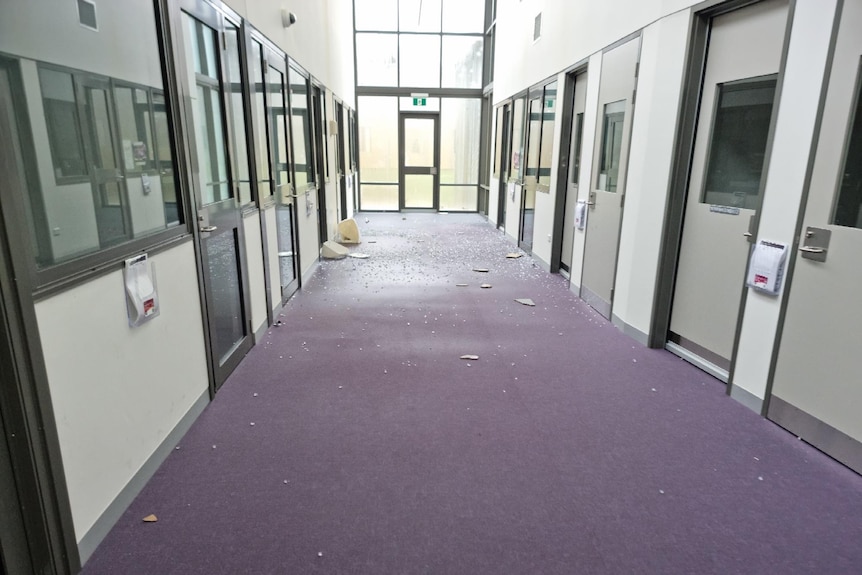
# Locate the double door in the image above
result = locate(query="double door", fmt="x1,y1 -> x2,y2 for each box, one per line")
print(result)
399,113 -> 440,210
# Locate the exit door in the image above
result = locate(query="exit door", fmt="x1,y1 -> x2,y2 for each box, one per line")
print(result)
580,37 -> 640,319
667,0 -> 788,379
769,0 -> 862,474
400,113 -> 440,210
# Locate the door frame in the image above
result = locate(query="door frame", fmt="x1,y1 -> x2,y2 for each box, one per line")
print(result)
398,112 -> 441,211
649,0 -> 795,396
495,102 -> 511,229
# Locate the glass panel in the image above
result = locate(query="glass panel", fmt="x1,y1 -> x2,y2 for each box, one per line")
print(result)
400,34 -> 441,88
289,66 -> 313,188
355,0 -> 398,30
442,0 -> 485,33
404,174 -> 434,207
493,106 -> 504,178
360,184 -> 399,210
356,33 -> 398,87
38,68 -> 87,179
440,185 -> 477,211
511,97 -> 525,181
441,36 -> 483,89
702,79 -> 776,209
358,96 -> 398,183
277,204 -> 297,287
153,92 -> 179,225
404,117 -> 435,166
597,100 -> 625,193
268,65 -> 290,190
399,96 -> 441,112
539,82 -> 557,186
86,86 -> 128,246
224,25 -> 252,206
570,112 -> 583,185
114,86 -> 154,174
251,42 -> 272,201
399,0 -> 442,32
833,71 -> 862,228
440,98 -> 480,184
185,14 -> 230,205
204,230 -> 245,365
525,96 -> 541,181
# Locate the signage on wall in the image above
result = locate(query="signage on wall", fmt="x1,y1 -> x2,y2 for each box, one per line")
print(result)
410,92 -> 428,107
709,205 -> 740,216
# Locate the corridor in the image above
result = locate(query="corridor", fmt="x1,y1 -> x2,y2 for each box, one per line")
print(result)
81,214 -> 862,574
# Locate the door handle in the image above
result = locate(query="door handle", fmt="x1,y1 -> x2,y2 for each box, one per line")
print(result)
200,226 -> 217,233
743,232 -> 753,238
798,246 -> 824,254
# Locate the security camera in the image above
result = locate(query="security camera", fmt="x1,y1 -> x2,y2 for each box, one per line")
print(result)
281,9 -> 297,28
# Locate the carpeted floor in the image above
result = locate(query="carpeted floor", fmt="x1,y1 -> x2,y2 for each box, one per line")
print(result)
81,213 -> 862,574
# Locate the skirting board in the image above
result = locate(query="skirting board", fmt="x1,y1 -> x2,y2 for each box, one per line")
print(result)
77,388 -> 210,565
768,396 -> 862,475
301,257 -> 320,287
611,314 -> 649,347
729,384 -> 763,414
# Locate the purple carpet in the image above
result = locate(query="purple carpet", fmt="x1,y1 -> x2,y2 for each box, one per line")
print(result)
81,213 -> 862,574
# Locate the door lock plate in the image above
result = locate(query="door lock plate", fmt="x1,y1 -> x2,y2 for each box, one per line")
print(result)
799,226 -> 830,262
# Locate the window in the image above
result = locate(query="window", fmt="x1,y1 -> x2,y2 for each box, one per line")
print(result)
702,77 -> 776,209
442,0 -> 485,33
833,65 -> 862,228
399,34 -> 441,88
399,0 -> 442,32
538,81 -> 557,187
289,65 -> 314,188
441,36 -> 483,89
525,96 -> 542,181
511,97 -> 525,182
355,0 -> 398,31
597,100 -> 625,192
570,113 -> 584,185
493,106 -> 504,178
224,24 -> 252,207
440,98 -> 481,210
39,67 -> 87,181
356,34 -> 398,87
250,40 -> 273,202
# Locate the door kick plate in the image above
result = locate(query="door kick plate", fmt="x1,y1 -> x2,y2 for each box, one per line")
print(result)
799,226 -> 830,262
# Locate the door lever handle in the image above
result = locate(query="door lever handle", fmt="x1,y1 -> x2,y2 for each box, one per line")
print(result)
200,225 -> 218,233
798,246 -> 824,254
743,232 -> 753,237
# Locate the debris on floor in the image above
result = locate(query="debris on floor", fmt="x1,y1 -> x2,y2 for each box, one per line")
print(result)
142,514 -> 158,523
336,218 -> 361,244
515,298 -> 536,306
473,267 -> 489,272
455,283 -> 468,287
321,241 -> 349,260
347,252 -> 369,259
506,252 -> 522,259
481,284 -> 492,289
460,354 -> 479,360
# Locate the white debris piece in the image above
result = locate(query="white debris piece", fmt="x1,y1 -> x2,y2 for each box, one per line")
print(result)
321,241 -> 349,260
514,298 -> 536,306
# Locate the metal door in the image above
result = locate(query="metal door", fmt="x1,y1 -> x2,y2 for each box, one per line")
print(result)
769,0 -> 862,474
400,113 -> 440,210
79,77 -> 130,248
560,71 -> 588,273
668,0 -> 788,378
179,6 -> 252,387
580,37 -> 640,319
520,93 -> 542,251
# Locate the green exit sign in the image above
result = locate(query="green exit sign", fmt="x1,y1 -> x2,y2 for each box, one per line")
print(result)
412,97 -> 427,106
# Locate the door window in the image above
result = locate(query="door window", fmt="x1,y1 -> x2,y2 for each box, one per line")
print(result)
597,100 -> 625,192
832,64 -> 862,228
702,77 -> 777,209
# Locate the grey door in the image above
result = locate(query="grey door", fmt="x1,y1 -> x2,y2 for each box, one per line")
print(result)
180,7 -> 252,387
400,113 -> 440,210
560,71 -> 588,273
769,0 -> 862,474
667,0 -> 788,379
580,37 -> 640,319
496,104 -> 510,229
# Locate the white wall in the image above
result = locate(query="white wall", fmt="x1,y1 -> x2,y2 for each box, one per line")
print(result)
35,241 -> 209,541
611,10 -> 690,335
494,0 -> 699,105
731,0 -> 838,400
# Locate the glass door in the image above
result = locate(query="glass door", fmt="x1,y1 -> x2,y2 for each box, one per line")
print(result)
180,5 -> 252,388
79,77 -> 130,248
400,113 -> 439,210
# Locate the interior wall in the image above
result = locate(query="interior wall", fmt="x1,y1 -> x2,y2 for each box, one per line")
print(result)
731,0 -> 839,400
34,241 -> 209,541
493,0 -> 700,105
611,10 -> 690,336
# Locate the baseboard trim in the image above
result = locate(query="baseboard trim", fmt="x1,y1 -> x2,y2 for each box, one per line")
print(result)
77,388 -> 210,565
580,285 -> 611,319
253,319 -> 269,344
301,257 -> 320,286
611,314 -> 649,346
729,384 -> 763,414
768,395 -> 862,475
533,254 -> 551,273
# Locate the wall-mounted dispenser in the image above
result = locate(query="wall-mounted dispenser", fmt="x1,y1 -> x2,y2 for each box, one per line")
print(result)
124,253 -> 159,327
